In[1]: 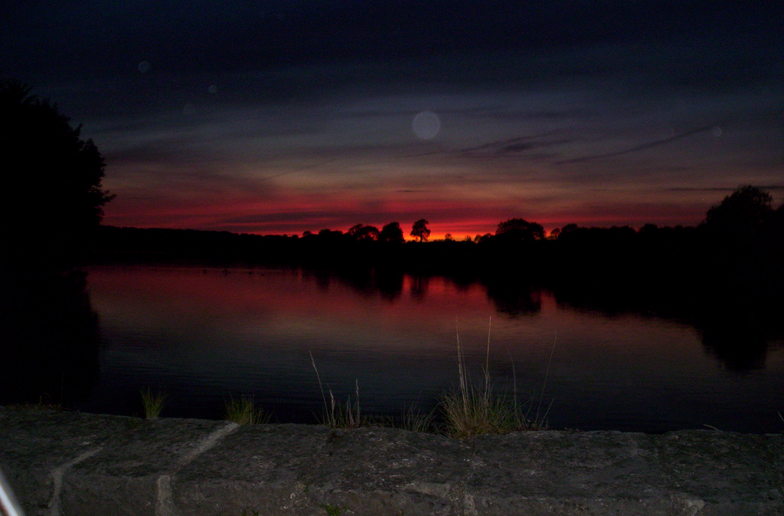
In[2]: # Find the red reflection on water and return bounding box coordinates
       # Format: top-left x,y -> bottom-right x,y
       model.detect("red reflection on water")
88,266 -> 497,347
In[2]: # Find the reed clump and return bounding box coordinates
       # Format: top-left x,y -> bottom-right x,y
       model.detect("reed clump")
441,319 -> 552,438
309,323 -> 553,436
310,352 -> 364,428
399,404 -> 435,433
140,387 -> 166,419
225,395 -> 267,425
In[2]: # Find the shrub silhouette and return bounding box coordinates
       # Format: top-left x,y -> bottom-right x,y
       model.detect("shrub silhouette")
347,224 -> 380,241
701,185 -> 774,244
495,218 -> 545,242
0,80 -> 113,267
380,221 -> 404,244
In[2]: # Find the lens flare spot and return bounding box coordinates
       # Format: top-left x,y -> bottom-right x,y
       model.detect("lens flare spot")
208,84 -> 218,94
412,111 -> 441,140
137,61 -> 151,74
711,126 -> 723,137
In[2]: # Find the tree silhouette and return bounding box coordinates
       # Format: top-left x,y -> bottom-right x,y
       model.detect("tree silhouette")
1,80 -> 113,266
701,185 -> 773,241
495,218 -> 545,242
347,223 -> 379,241
410,218 -> 430,242
379,221 -> 404,244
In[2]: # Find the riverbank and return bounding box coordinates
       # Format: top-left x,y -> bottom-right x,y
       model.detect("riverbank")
1,407 -> 782,515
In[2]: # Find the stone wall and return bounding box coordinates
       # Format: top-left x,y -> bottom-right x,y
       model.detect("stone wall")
1,407 -> 782,515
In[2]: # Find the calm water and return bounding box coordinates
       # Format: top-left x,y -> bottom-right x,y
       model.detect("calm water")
13,265 -> 784,433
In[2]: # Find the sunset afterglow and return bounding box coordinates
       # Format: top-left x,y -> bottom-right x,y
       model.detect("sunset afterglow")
3,2 -> 781,236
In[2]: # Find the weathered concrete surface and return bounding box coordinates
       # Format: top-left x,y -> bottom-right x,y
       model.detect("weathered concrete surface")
1,407 -> 782,515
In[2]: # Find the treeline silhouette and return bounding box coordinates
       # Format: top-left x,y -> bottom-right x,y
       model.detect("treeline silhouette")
92,185 -> 783,295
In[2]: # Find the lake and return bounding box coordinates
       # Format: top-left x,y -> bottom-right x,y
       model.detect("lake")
5,265 -> 784,433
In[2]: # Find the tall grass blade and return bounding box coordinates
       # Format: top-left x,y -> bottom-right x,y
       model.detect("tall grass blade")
484,316 -> 492,406
309,351 -> 328,417
535,332 -> 557,424
310,351 -> 362,428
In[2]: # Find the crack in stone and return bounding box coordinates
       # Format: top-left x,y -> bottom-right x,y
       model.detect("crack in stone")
48,447 -> 103,516
155,422 -> 239,516
176,422 -> 239,469
156,475 -> 174,516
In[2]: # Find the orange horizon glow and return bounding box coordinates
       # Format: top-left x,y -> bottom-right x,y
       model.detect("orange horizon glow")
103,213 -> 707,241
104,217 -> 699,242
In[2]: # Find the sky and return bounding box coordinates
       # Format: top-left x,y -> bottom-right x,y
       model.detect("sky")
2,1 -> 782,239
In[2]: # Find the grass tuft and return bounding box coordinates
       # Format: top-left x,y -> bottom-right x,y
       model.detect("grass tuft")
321,503 -> 343,516
399,404 -> 435,433
310,351 -> 364,428
441,318 -> 552,438
140,388 -> 166,419
225,395 -> 267,425
7,395 -> 63,411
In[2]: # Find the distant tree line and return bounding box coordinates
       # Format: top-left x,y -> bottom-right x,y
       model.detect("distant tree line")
299,219 -> 432,244
93,185 -> 782,277
246,185 -> 783,256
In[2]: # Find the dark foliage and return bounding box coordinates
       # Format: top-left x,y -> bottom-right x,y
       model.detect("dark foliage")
347,223 -> 380,241
495,217 -> 545,241
410,218 -> 431,242
379,221 -> 405,244
702,185 -> 774,238
0,80 -> 112,268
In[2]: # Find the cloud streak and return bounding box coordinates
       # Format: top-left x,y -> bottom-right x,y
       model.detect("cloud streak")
556,126 -> 715,164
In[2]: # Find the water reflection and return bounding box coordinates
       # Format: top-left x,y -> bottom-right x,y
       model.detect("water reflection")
33,265 -> 784,432
321,266 -> 784,371
693,306 -> 776,372
304,267 -> 405,302
0,270 -> 100,406
484,278 -> 542,317
548,280 -> 784,371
